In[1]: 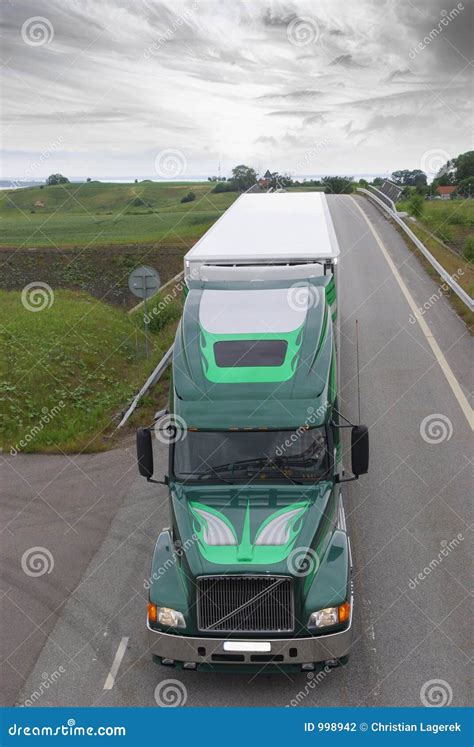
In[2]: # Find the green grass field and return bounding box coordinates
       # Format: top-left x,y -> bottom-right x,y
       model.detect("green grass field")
0,181 -> 238,249
396,198 -> 474,254
0,288 -> 181,453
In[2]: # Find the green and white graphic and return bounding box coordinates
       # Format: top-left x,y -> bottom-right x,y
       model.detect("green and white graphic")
198,288 -> 308,384
189,500 -> 309,565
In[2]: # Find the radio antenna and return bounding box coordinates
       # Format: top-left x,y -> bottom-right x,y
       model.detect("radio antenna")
356,319 -> 361,424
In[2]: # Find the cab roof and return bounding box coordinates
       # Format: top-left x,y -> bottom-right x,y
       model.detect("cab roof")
172,278 -> 336,429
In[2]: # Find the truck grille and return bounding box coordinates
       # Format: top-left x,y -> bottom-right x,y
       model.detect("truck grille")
197,575 -> 294,633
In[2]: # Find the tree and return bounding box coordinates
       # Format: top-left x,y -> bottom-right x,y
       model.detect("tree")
457,177 -> 474,198
455,151 -> 474,182
408,193 -> 424,218
359,178 -> 369,188
391,169 -> 427,187
86,177 -> 92,182
46,173 -> 69,186
211,181 -> 236,193
321,176 -> 354,194
231,164 -> 258,192
180,190 -> 196,204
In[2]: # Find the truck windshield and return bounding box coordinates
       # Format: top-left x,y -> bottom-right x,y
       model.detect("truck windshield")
173,427 -> 328,483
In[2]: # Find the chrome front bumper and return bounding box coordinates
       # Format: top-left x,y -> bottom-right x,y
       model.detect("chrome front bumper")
147,611 -> 352,666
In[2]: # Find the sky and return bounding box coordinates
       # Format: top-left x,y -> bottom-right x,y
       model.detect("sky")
1,0 -> 472,181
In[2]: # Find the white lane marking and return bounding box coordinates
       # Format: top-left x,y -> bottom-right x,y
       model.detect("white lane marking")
350,197 -> 474,431
103,636 -> 129,690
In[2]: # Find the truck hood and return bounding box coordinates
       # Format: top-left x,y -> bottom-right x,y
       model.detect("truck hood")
171,481 -> 334,576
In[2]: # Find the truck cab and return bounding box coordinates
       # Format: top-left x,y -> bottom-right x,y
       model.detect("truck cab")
137,276 -> 368,672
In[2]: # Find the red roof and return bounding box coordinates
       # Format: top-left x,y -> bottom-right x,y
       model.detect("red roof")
436,186 -> 456,195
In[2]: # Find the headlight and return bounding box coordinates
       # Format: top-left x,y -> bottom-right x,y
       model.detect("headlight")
308,601 -> 350,629
148,603 -> 186,628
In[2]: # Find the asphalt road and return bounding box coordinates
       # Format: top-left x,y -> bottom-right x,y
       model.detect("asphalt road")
2,195 -> 472,708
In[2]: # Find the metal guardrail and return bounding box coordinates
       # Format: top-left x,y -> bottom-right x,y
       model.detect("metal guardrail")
116,345 -> 174,428
367,185 -> 396,212
357,188 -> 474,312
118,271 -> 187,427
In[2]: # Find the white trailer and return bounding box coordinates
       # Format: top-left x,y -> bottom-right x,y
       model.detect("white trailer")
184,192 -> 340,285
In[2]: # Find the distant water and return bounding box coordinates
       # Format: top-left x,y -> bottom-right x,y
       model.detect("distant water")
0,173 -> 389,190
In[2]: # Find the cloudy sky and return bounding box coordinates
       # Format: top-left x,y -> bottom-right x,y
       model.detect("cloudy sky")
1,0 -> 472,181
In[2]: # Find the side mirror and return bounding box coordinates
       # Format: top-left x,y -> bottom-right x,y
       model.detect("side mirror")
136,427 -> 154,480
351,425 -> 369,476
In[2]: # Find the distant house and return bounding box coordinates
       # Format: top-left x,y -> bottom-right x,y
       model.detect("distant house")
436,186 -> 456,200
258,169 -> 274,189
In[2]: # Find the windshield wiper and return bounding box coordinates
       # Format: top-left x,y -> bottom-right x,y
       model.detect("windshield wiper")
254,458 -> 304,485
199,457 -> 304,485
177,470 -> 234,485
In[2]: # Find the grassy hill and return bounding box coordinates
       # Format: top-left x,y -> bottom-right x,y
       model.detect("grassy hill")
0,181 -> 238,249
0,288 -> 181,453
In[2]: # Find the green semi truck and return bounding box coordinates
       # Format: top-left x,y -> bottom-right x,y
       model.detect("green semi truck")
136,193 -> 369,672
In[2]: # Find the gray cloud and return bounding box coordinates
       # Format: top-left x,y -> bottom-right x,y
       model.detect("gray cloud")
1,0 -> 472,179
